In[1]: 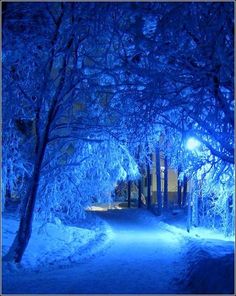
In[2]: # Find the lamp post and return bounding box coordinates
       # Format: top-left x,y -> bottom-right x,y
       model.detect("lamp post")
185,137 -> 201,232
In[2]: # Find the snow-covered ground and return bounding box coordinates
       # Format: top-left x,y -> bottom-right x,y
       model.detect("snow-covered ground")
160,210 -> 234,294
183,239 -> 234,294
2,208 -> 234,294
2,211 -> 112,271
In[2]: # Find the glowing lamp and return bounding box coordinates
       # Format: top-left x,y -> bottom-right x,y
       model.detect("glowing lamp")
186,137 -> 200,151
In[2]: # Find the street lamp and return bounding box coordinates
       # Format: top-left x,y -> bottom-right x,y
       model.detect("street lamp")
186,137 -> 200,151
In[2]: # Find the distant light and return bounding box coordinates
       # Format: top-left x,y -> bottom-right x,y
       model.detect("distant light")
186,137 -> 200,151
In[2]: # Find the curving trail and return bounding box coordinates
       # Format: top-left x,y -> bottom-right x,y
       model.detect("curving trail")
3,209 -> 186,294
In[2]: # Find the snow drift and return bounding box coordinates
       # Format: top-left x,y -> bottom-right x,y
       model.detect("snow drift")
2,213 -> 113,270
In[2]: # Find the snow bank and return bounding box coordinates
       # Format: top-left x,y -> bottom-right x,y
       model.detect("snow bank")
2,213 -> 113,271
159,221 -> 235,243
158,210 -> 234,294
184,241 -> 234,294
164,220 -> 235,294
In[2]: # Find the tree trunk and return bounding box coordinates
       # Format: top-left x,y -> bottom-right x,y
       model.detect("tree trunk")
138,179 -> 142,208
4,166 -> 12,210
182,175 -> 188,207
192,178 -> 199,227
4,143 -> 46,263
187,180 -> 192,233
127,180 -> 131,208
177,166 -> 182,207
3,16 -> 67,262
225,195 -> 233,236
155,146 -> 162,215
163,156 -> 168,209
5,180 -> 11,203
146,161 -> 151,209
4,98 -> 57,263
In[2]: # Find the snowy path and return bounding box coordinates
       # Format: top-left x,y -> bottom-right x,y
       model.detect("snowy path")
3,209 -> 187,294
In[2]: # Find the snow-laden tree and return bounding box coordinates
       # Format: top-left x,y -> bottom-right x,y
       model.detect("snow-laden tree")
112,2 -> 234,164
147,2 -> 233,164
118,2 -> 234,224
188,150 -> 234,236
36,139 -> 139,222
2,120 -> 32,212
2,2 -> 142,262
164,130 -> 235,235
